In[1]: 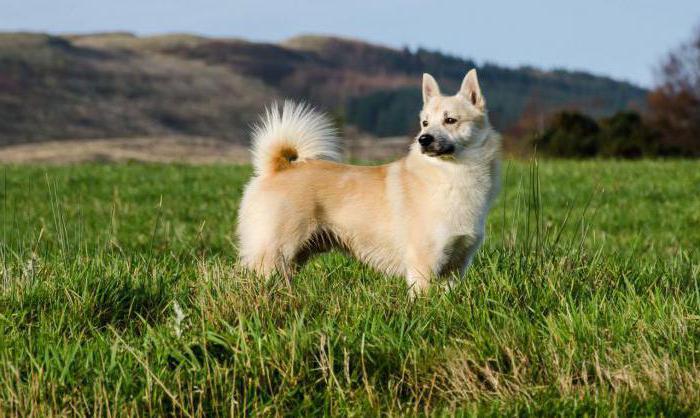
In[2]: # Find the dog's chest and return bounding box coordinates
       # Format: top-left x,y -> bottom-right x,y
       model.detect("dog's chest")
430,186 -> 485,273
431,171 -> 490,237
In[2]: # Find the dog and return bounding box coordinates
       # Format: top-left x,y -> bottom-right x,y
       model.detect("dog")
237,69 -> 500,295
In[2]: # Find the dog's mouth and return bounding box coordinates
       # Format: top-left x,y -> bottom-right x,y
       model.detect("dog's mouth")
421,141 -> 456,158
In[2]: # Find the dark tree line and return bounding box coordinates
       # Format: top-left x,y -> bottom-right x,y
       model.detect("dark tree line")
532,111 -> 662,158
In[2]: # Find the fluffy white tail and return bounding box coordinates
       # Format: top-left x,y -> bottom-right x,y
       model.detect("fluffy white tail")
251,101 -> 340,176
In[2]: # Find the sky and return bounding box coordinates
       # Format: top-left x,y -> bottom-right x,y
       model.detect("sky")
2,0 -> 699,87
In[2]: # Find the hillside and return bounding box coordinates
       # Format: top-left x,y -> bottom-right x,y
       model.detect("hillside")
0,33 -> 275,145
0,32 -> 647,146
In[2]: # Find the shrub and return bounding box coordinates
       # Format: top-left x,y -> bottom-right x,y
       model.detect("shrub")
531,111 -> 600,157
532,110 -> 663,158
598,111 -> 660,158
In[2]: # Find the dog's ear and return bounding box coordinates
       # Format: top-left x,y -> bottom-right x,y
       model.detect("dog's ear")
459,69 -> 485,110
422,73 -> 440,104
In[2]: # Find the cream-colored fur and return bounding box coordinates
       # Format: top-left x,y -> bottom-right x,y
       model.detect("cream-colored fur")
237,69 -> 500,295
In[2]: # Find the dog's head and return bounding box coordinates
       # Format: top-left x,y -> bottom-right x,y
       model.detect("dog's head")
415,69 -> 491,159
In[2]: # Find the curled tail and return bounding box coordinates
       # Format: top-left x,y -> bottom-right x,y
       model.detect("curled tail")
251,101 -> 340,176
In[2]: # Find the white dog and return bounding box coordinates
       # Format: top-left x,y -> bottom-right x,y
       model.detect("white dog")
237,69 -> 500,295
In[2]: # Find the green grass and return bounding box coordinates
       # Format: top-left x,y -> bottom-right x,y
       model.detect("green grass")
1,160 -> 699,416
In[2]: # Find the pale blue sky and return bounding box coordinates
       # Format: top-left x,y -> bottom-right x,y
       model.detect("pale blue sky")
2,0 -> 699,87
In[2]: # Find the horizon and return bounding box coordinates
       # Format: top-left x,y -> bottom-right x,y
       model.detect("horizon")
2,0 -> 700,88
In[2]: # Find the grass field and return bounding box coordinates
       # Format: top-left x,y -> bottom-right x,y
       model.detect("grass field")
1,160 -> 699,416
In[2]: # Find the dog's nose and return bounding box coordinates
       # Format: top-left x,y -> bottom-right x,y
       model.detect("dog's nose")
418,134 -> 434,147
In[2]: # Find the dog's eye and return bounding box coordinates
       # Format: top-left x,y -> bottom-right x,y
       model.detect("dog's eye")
444,117 -> 457,124
422,120 -> 428,127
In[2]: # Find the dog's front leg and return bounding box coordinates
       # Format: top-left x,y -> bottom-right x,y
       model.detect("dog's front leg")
405,268 -> 431,297
460,233 -> 484,276
405,247 -> 437,297
442,233 -> 484,291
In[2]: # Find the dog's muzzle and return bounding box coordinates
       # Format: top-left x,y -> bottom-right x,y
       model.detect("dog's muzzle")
418,134 -> 455,157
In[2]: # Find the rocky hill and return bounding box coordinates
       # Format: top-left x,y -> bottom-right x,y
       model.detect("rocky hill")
0,32 -> 647,146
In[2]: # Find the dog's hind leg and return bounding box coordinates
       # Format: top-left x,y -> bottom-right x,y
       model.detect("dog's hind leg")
238,191 -> 317,287
240,222 -> 317,287
240,246 -> 295,287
